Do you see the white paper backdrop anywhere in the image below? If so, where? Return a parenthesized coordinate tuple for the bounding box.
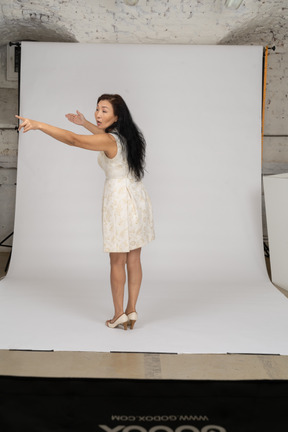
(1, 43, 287, 354)
(11, 43, 265, 282)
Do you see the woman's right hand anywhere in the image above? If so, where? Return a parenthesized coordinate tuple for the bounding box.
(65, 110, 86, 126)
(15, 115, 40, 133)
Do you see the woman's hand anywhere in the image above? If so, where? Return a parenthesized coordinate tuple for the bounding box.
(65, 110, 86, 126)
(15, 115, 40, 133)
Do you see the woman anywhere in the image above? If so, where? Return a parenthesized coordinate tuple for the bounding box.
(16, 94, 155, 330)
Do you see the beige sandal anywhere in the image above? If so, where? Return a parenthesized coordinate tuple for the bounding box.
(127, 311, 138, 330)
(106, 313, 128, 330)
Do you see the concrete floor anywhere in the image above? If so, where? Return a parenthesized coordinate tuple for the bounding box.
(1, 251, 288, 380)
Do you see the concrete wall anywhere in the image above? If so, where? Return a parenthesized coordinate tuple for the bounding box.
(0, 45, 18, 249)
(262, 48, 288, 239)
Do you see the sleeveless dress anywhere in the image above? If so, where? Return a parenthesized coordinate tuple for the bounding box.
(98, 133, 155, 253)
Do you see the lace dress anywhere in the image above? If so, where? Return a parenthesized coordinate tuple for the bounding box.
(98, 133, 155, 253)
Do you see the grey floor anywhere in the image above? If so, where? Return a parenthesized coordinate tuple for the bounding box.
(1, 252, 288, 380)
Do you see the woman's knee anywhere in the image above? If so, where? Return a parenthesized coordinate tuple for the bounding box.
(127, 248, 141, 268)
(110, 252, 127, 267)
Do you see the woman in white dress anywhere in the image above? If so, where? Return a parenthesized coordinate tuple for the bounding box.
(16, 94, 154, 330)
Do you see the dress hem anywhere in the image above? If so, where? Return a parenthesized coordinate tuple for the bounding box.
(103, 236, 155, 253)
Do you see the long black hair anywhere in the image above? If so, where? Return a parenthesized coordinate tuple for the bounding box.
(97, 94, 146, 181)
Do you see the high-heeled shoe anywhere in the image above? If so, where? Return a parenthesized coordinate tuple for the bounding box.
(127, 311, 138, 330)
(106, 313, 128, 330)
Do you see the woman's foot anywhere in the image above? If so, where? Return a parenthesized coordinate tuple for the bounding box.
(126, 311, 138, 330)
(106, 313, 128, 330)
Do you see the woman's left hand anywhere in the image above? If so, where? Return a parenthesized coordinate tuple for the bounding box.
(15, 115, 40, 133)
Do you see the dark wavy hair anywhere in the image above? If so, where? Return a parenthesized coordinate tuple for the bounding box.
(97, 94, 146, 181)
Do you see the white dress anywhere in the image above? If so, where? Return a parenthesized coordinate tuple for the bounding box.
(98, 133, 155, 253)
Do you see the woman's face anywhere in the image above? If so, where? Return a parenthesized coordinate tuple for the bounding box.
(95, 100, 118, 129)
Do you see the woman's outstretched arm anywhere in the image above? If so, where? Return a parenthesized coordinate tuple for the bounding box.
(65, 110, 103, 135)
(16, 115, 117, 157)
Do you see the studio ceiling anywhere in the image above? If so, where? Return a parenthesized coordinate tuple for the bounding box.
(0, 0, 287, 48)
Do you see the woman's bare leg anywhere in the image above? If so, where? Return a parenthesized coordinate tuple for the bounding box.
(109, 252, 127, 321)
(126, 248, 142, 314)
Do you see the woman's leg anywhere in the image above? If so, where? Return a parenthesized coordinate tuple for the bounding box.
(126, 247, 142, 314)
(109, 252, 127, 320)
